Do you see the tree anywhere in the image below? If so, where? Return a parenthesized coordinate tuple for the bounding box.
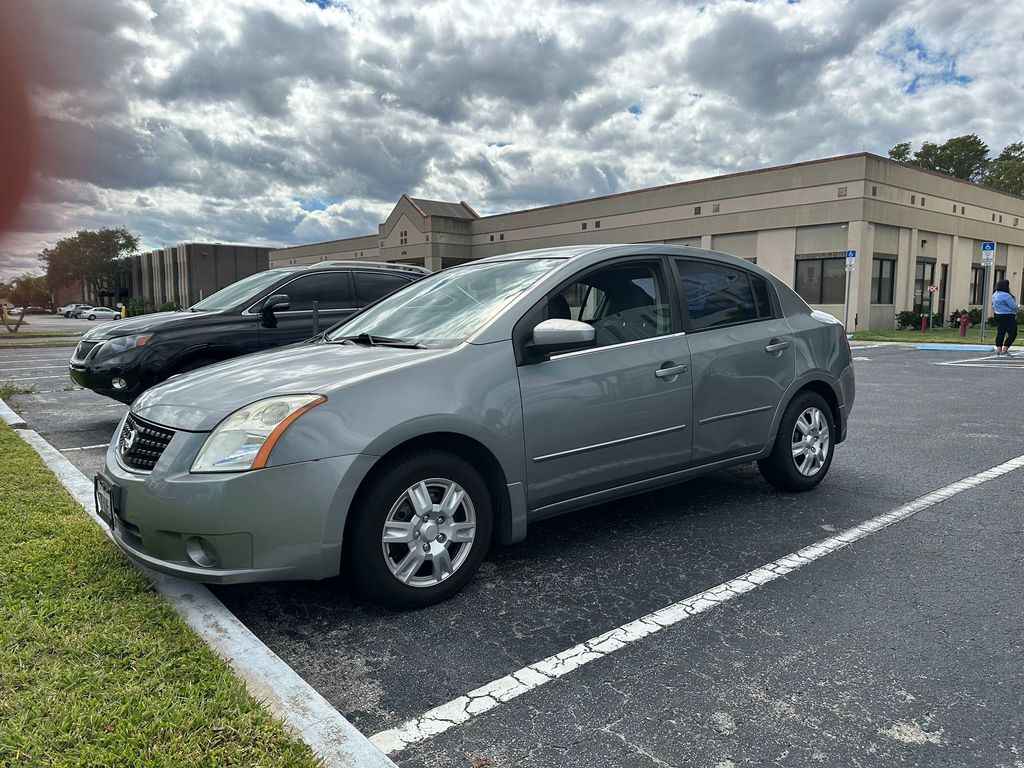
(40, 227, 139, 304)
(1, 273, 49, 334)
(888, 134, 990, 183)
(888, 142, 912, 163)
(985, 141, 1024, 197)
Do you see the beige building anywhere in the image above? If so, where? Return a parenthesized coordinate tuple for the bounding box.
(270, 153, 1024, 330)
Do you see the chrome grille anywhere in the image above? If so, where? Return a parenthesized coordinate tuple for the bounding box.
(117, 413, 175, 471)
(72, 340, 101, 363)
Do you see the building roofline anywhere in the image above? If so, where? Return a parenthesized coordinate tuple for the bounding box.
(268, 232, 379, 254)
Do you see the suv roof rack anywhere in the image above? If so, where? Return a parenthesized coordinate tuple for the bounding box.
(312, 260, 431, 275)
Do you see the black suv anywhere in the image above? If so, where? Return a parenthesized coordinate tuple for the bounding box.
(69, 260, 429, 403)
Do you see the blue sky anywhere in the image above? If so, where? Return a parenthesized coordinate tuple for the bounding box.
(1, 0, 1021, 280)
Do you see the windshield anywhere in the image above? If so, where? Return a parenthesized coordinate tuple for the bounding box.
(326, 258, 563, 347)
(189, 270, 292, 312)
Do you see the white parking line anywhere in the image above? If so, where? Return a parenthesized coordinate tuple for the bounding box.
(61, 444, 108, 452)
(2, 374, 70, 380)
(369, 453, 1024, 755)
(0, 398, 397, 768)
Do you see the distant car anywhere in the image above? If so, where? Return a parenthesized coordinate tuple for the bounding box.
(8, 307, 24, 315)
(70, 260, 430, 403)
(72, 306, 95, 318)
(61, 303, 91, 317)
(23, 306, 48, 315)
(96, 244, 855, 608)
(85, 307, 122, 321)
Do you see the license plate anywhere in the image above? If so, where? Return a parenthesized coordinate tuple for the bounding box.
(94, 475, 116, 529)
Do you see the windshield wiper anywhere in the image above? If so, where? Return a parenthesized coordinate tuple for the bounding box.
(335, 333, 425, 349)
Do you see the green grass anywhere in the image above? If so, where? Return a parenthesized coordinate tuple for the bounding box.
(0, 339, 80, 348)
(851, 328, 996, 344)
(0, 423, 323, 767)
(1, 330, 82, 338)
(0, 380, 35, 400)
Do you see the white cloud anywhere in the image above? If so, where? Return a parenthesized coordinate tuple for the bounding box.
(1, 0, 1022, 280)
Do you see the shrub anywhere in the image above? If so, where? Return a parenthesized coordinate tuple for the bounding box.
(125, 297, 155, 317)
(896, 310, 923, 329)
(157, 301, 179, 312)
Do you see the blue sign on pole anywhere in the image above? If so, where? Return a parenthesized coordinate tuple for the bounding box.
(981, 241, 996, 251)
(846, 250, 857, 259)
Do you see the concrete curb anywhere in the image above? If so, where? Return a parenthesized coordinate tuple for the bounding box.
(0, 397, 396, 768)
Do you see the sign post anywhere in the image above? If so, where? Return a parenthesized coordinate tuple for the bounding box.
(844, 250, 856, 331)
(927, 284, 938, 331)
(980, 242, 995, 344)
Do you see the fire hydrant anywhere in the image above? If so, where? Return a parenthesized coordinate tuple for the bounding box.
(959, 313, 969, 337)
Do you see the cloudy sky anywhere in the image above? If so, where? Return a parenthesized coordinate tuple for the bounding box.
(1, 0, 1022, 280)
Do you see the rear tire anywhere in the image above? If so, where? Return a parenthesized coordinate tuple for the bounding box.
(345, 449, 492, 608)
(758, 391, 835, 492)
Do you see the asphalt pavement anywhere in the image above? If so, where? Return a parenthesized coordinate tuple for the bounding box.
(2, 342, 1022, 767)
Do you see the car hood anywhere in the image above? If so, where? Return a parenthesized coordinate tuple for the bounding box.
(81, 310, 215, 340)
(131, 342, 449, 431)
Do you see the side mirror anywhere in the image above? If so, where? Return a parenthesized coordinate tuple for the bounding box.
(260, 294, 290, 327)
(526, 319, 595, 361)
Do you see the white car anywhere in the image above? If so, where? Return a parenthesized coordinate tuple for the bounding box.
(61, 303, 91, 317)
(83, 307, 122, 321)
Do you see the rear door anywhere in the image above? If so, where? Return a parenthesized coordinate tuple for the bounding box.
(672, 257, 795, 464)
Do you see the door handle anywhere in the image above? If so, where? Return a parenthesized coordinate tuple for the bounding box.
(655, 364, 688, 379)
(765, 339, 790, 353)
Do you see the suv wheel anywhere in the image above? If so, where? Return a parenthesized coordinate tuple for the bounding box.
(346, 449, 492, 608)
(758, 391, 835, 492)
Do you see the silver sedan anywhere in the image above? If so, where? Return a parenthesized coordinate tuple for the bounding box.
(96, 244, 854, 607)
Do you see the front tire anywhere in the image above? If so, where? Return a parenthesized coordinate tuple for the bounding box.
(88, 314, 96, 320)
(758, 391, 835, 491)
(345, 449, 493, 608)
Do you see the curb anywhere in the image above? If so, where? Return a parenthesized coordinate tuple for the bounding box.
(0, 397, 396, 768)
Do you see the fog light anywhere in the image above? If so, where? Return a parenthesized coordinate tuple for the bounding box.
(185, 536, 219, 568)
(112, 377, 127, 390)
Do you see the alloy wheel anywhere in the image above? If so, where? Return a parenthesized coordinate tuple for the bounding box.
(791, 407, 830, 477)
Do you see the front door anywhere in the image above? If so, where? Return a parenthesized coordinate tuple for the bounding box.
(518, 259, 693, 511)
(672, 257, 796, 463)
(256, 271, 358, 349)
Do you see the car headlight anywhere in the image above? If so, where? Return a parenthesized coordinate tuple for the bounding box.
(191, 394, 326, 473)
(95, 334, 151, 357)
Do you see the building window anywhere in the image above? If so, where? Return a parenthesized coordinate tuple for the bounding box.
(712, 203, 720, 213)
(992, 213, 996, 221)
(913, 261, 936, 314)
(961, 206, 965, 214)
(795, 258, 846, 305)
(595, 220, 601, 228)
(399, 230, 408, 246)
(1015, 217, 1020, 226)
(994, 268, 1006, 288)
(838, 186, 847, 197)
(999, 215, 1003, 222)
(425, 235, 430, 241)
(970, 267, 986, 305)
(871, 258, 895, 304)
(499, 234, 504, 240)
(920, 197, 926, 206)
(910, 194, 916, 204)
(871, 186, 878, 196)
(581, 222, 587, 230)
(953, 204, 957, 212)
(489, 235, 494, 242)
(694, 206, 702, 215)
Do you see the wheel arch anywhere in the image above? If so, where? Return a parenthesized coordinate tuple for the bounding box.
(767, 375, 844, 452)
(343, 431, 516, 552)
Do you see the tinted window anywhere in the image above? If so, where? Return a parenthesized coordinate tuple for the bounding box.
(674, 260, 758, 330)
(750, 274, 774, 318)
(553, 263, 672, 348)
(354, 272, 411, 305)
(279, 272, 353, 310)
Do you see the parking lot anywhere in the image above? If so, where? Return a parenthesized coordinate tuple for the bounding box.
(2, 342, 1023, 767)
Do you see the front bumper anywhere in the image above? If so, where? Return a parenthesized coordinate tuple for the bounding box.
(102, 421, 376, 584)
(69, 364, 142, 403)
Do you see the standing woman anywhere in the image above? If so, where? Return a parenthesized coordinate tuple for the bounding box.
(992, 279, 1019, 357)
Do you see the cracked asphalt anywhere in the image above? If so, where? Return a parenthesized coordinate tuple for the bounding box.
(2, 342, 1022, 767)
